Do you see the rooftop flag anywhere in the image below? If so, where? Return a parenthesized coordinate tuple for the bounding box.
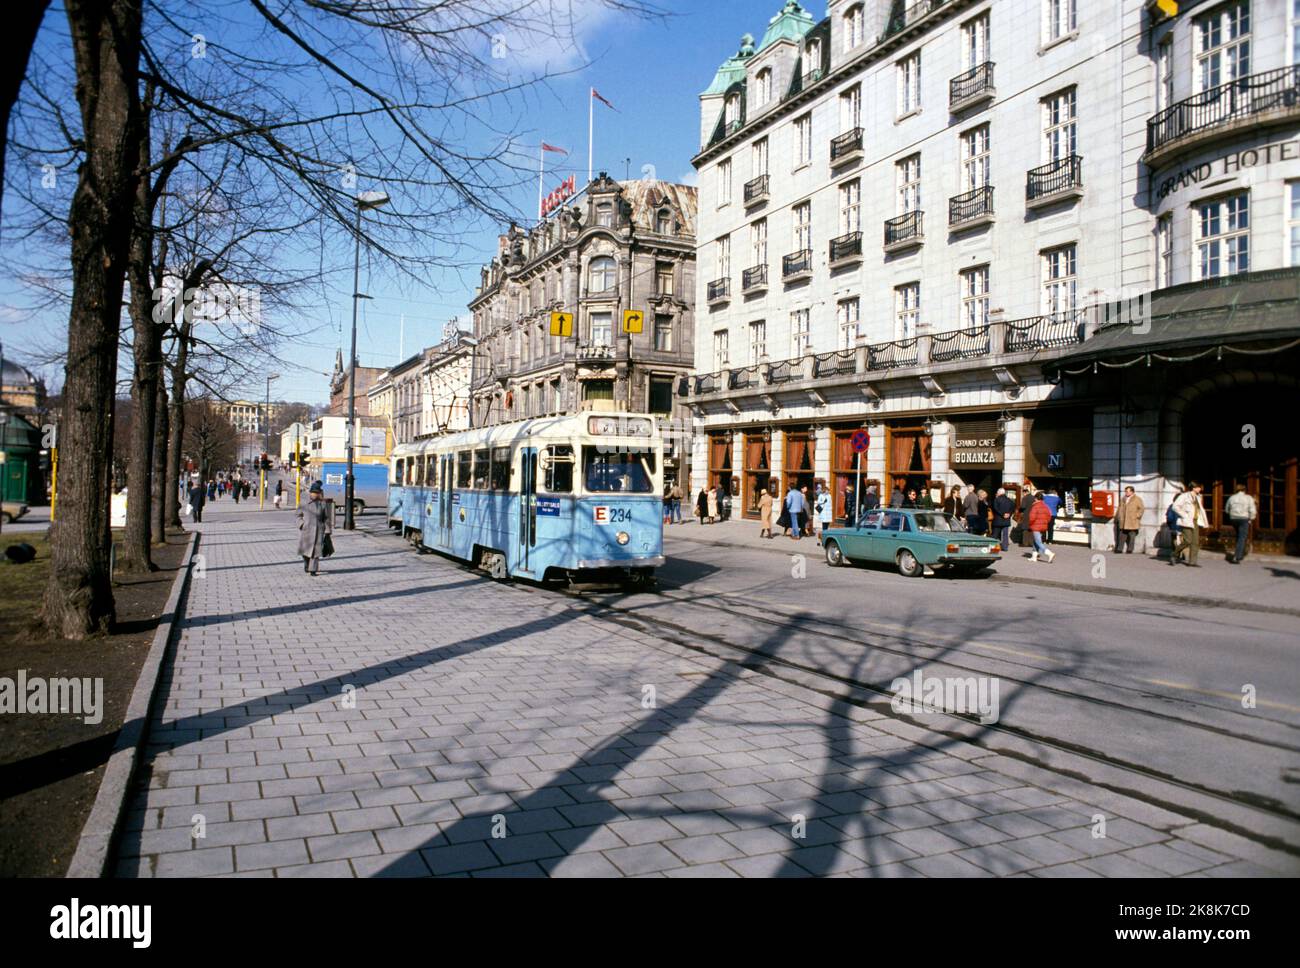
(591, 88, 617, 111)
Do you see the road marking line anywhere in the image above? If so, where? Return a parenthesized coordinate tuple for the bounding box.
(1144, 678, 1300, 713)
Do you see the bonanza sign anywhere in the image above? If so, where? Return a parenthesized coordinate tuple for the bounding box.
(541, 175, 578, 217)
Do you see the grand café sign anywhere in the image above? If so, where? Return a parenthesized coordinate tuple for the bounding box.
(1155, 136, 1300, 201)
(952, 432, 1004, 467)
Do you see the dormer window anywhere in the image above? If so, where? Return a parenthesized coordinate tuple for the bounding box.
(656, 209, 673, 234)
(724, 93, 742, 131)
(755, 68, 772, 106)
(807, 38, 822, 70)
(844, 4, 864, 52)
(596, 202, 614, 227)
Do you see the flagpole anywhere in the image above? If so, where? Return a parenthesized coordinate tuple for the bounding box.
(538, 143, 545, 221)
(588, 88, 594, 184)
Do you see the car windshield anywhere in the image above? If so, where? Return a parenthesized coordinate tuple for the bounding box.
(583, 447, 655, 493)
(913, 512, 957, 532)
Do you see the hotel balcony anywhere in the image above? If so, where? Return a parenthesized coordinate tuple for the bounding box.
(830, 127, 864, 167)
(743, 174, 770, 207)
(741, 263, 768, 295)
(1145, 66, 1300, 169)
(782, 248, 813, 282)
(883, 211, 923, 252)
(1026, 155, 1082, 210)
(707, 277, 730, 306)
(828, 231, 863, 269)
(948, 186, 994, 230)
(949, 62, 995, 114)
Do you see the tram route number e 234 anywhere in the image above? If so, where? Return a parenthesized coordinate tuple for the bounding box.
(593, 506, 632, 525)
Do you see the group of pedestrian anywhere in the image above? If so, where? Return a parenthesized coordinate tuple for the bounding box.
(694, 485, 732, 524)
(661, 482, 685, 524)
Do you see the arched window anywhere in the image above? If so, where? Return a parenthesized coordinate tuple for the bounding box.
(725, 93, 741, 128)
(656, 209, 673, 235)
(588, 256, 617, 293)
(755, 68, 772, 106)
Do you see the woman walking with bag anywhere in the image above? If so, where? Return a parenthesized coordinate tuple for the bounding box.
(297, 481, 333, 575)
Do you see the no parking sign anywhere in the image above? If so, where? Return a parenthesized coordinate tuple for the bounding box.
(851, 429, 871, 453)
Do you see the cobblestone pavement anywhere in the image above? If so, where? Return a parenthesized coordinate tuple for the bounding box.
(112, 503, 1295, 877)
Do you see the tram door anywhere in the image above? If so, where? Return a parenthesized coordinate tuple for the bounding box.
(439, 454, 453, 547)
(519, 448, 538, 572)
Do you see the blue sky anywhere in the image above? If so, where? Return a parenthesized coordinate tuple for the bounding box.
(0, 0, 804, 406)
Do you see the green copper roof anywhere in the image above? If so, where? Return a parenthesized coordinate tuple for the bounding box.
(702, 33, 757, 96)
(757, 0, 817, 52)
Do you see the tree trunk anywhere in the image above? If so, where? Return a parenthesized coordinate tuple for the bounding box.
(41, 0, 144, 638)
(120, 102, 158, 574)
(151, 372, 168, 543)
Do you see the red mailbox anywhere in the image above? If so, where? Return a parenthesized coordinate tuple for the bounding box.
(1091, 490, 1116, 519)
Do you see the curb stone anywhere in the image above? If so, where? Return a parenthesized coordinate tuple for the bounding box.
(66, 530, 200, 878)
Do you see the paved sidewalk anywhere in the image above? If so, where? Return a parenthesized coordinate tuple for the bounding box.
(667, 517, 1300, 614)
(112, 501, 1292, 877)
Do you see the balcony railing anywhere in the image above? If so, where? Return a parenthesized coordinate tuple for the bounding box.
(1005, 311, 1088, 352)
(802, 67, 825, 89)
(577, 342, 615, 361)
(830, 127, 864, 164)
(742, 264, 768, 292)
(729, 365, 760, 389)
(884, 0, 948, 39)
(828, 231, 863, 265)
(1026, 155, 1082, 204)
(929, 326, 991, 363)
(949, 186, 994, 227)
(1147, 65, 1300, 158)
(707, 278, 730, 302)
(949, 62, 995, 110)
(884, 210, 924, 249)
(766, 359, 800, 384)
(782, 248, 813, 279)
(813, 349, 856, 378)
(867, 337, 920, 371)
(694, 370, 722, 394)
(744, 174, 770, 205)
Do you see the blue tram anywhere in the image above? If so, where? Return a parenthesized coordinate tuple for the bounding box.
(388, 412, 664, 582)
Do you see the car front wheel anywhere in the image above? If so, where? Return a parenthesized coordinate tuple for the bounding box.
(897, 549, 924, 578)
(825, 539, 846, 567)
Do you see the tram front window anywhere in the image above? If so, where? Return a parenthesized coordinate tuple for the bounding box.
(583, 447, 656, 493)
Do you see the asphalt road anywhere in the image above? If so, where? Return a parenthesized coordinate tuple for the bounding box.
(545, 528, 1300, 849)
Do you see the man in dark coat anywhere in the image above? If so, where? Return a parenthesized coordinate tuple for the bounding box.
(188, 479, 207, 523)
(991, 487, 1016, 551)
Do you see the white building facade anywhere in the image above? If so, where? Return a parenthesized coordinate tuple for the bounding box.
(687, 0, 1300, 555)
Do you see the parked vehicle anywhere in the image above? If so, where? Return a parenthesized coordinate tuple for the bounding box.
(821, 507, 1002, 578)
(1, 500, 29, 524)
(314, 462, 388, 517)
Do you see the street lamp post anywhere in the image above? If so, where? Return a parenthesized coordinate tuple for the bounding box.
(261, 373, 279, 508)
(346, 190, 390, 530)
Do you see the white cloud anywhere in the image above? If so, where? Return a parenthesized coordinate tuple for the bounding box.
(483, 0, 630, 74)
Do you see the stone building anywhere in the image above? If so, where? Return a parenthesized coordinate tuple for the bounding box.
(686, 0, 1299, 554)
(468, 173, 698, 487)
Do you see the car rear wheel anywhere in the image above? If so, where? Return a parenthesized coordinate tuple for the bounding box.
(824, 539, 846, 567)
(896, 549, 923, 578)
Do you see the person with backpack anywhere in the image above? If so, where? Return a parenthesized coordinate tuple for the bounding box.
(1027, 492, 1055, 563)
(1225, 483, 1257, 564)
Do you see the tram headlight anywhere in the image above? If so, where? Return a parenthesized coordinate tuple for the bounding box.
(616, 531, 630, 546)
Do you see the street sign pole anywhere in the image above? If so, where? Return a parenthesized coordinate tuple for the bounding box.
(855, 452, 861, 526)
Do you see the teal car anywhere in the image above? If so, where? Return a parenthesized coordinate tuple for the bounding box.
(822, 508, 1002, 578)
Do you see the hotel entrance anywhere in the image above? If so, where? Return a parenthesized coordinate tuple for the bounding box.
(782, 428, 816, 499)
(743, 431, 774, 519)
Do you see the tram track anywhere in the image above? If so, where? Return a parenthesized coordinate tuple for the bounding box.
(359, 522, 1300, 858)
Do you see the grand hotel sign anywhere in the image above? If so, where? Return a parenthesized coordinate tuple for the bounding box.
(1154, 136, 1300, 201)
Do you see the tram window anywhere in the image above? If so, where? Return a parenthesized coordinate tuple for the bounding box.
(542, 445, 574, 493)
(583, 447, 656, 493)
(393, 461, 402, 486)
(472, 449, 490, 488)
(456, 451, 472, 488)
(490, 447, 511, 490)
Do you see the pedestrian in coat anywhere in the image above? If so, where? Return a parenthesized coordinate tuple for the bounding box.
(1171, 482, 1208, 566)
(1225, 483, 1257, 564)
(696, 488, 708, 525)
(889, 485, 905, 508)
(784, 484, 807, 541)
(1042, 488, 1063, 543)
(1028, 493, 1055, 563)
(188, 480, 208, 523)
(758, 489, 773, 538)
(297, 482, 332, 575)
(274, 478, 284, 510)
(707, 486, 719, 523)
(991, 488, 1015, 551)
(1018, 485, 1037, 547)
(942, 485, 963, 522)
(814, 484, 832, 544)
(843, 484, 857, 527)
(232, 479, 241, 504)
(207, 480, 216, 501)
(1118, 486, 1145, 554)
(800, 486, 812, 535)
(963, 486, 983, 534)
(903, 487, 920, 509)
